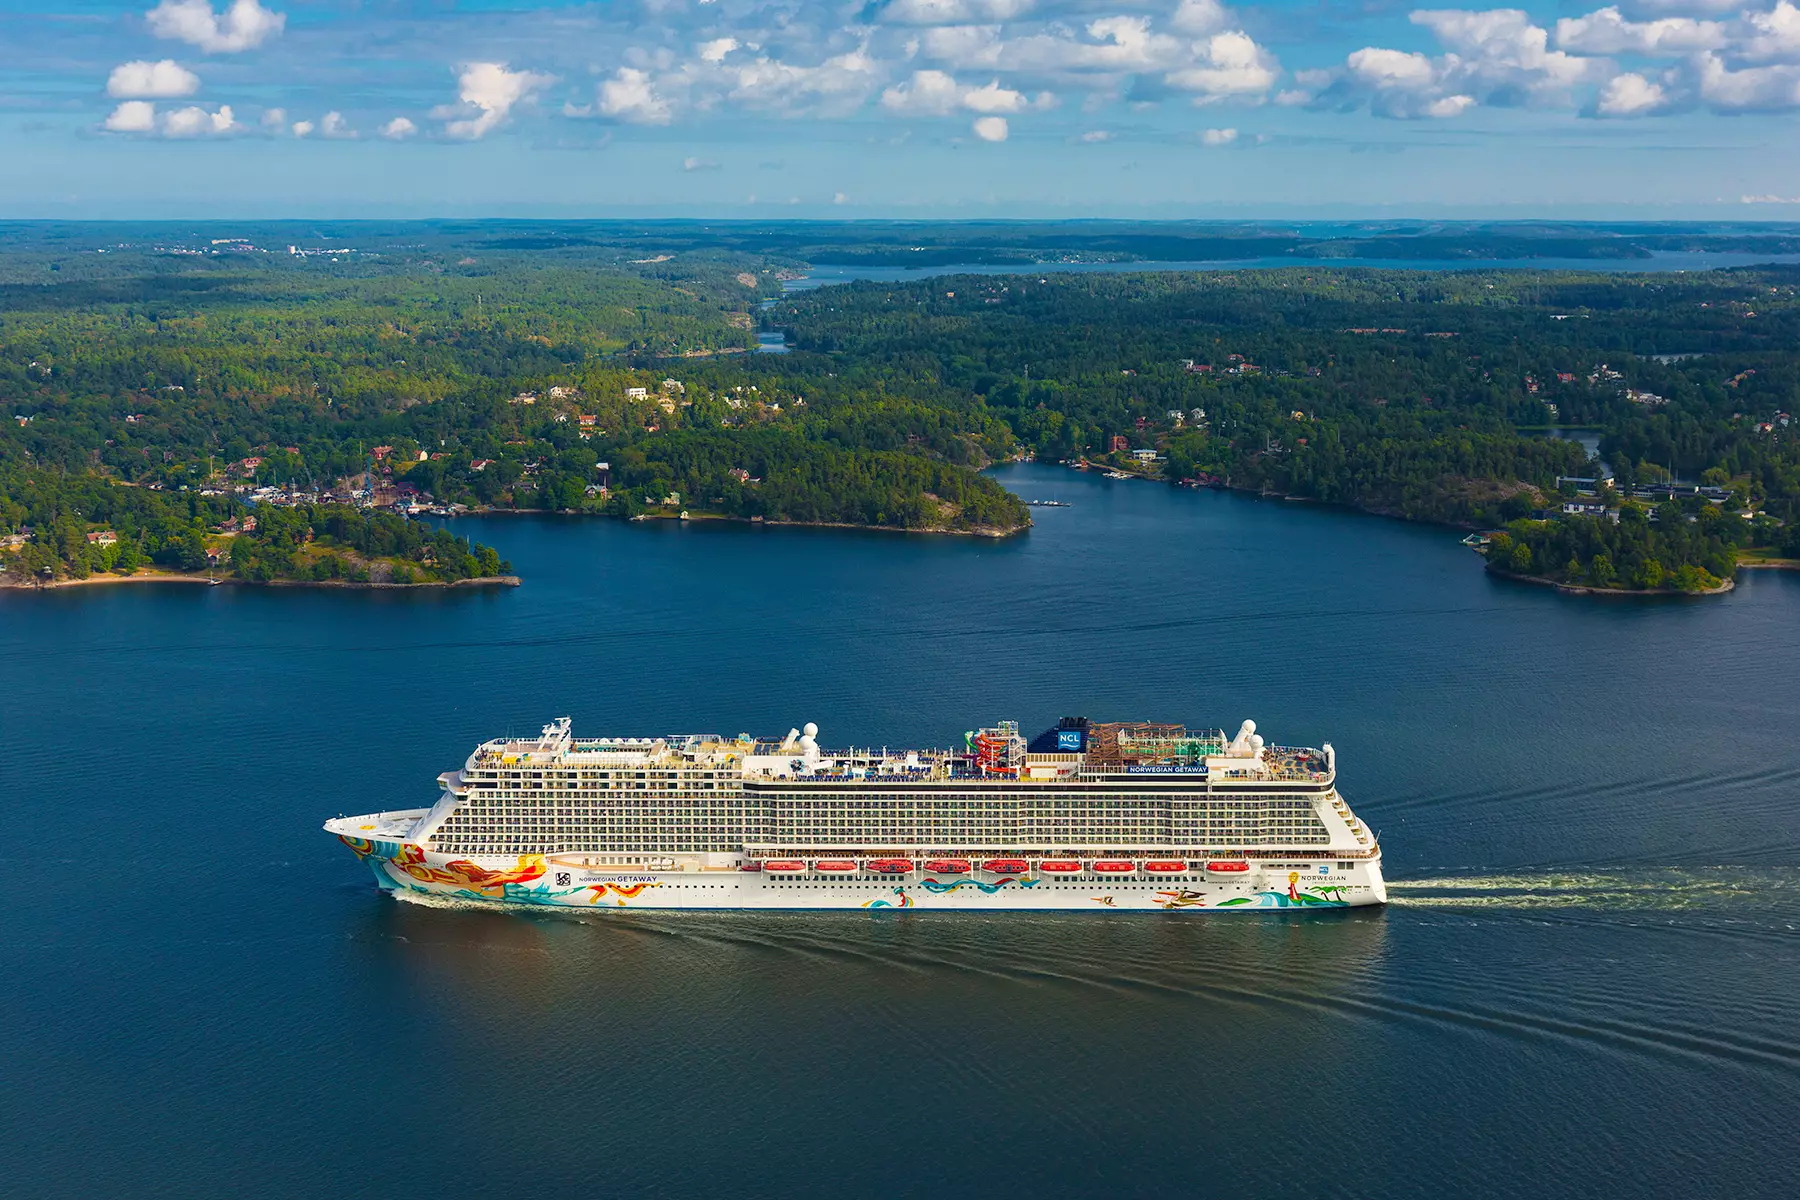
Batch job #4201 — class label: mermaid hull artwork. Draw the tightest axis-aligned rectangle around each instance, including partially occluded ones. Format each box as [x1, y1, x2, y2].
[328, 821, 1387, 912]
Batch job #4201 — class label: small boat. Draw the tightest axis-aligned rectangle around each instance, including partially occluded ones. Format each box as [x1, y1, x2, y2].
[1039, 860, 1083, 874]
[1206, 860, 1250, 873]
[763, 860, 805, 873]
[923, 859, 970, 875]
[1091, 860, 1136, 873]
[867, 859, 913, 874]
[1143, 860, 1189, 873]
[814, 860, 859, 873]
[982, 858, 1029, 874]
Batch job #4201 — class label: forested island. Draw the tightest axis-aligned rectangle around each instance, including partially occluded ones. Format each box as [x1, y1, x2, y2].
[0, 484, 511, 588]
[3, 221, 1798, 593]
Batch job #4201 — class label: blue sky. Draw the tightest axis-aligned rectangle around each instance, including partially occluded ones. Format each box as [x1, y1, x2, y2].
[3, 0, 1799, 217]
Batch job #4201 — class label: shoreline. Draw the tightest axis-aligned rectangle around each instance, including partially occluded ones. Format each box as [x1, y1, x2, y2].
[1484, 565, 1734, 597]
[2, 570, 520, 592]
[761, 517, 1026, 538]
[446, 506, 1031, 537]
[626, 509, 1032, 538]
[1076, 461, 1499, 535]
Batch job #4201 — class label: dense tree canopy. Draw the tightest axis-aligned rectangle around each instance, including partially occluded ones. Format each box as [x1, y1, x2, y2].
[5, 225, 1797, 592]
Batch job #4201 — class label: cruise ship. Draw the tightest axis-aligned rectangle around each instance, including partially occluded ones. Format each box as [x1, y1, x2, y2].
[325, 716, 1386, 911]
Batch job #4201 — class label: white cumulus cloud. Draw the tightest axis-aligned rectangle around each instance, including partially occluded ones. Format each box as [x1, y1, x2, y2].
[106, 59, 200, 99]
[1171, 0, 1232, 36]
[882, 69, 1032, 115]
[881, 0, 1035, 25]
[103, 100, 158, 132]
[381, 116, 417, 140]
[882, 68, 963, 113]
[1199, 126, 1237, 144]
[698, 38, 740, 64]
[971, 114, 1008, 139]
[1079, 128, 1112, 141]
[959, 78, 1029, 112]
[319, 110, 354, 138]
[1694, 50, 1800, 109]
[102, 99, 237, 135]
[1425, 93, 1478, 116]
[1595, 71, 1671, 114]
[1002, 16, 1185, 74]
[1165, 30, 1279, 100]
[439, 62, 554, 139]
[598, 67, 673, 123]
[1555, 7, 1725, 55]
[161, 103, 238, 136]
[146, 0, 284, 54]
[727, 48, 882, 114]
[291, 119, 313, 137]
[1739, 0, 1800, 62]
[1313, 8, 1605, 118]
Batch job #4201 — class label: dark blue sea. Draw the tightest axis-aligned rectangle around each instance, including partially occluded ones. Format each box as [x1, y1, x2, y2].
[4, 463, 1798, 1199]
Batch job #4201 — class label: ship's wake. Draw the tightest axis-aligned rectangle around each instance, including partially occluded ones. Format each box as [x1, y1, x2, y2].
[1387, 867, 1797, 910]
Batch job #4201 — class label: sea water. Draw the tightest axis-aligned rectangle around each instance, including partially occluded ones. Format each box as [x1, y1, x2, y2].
[2, 463, 1796, 1199]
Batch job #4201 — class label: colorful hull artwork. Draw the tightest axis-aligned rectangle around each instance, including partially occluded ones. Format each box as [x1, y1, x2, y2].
[334, 838, 1383, 912]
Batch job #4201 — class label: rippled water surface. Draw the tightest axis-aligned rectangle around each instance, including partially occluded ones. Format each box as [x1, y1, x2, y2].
[3, 464, 1798, 1199]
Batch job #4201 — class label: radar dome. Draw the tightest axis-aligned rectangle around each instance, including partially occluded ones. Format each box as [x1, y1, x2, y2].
[803, 722, 818, 738]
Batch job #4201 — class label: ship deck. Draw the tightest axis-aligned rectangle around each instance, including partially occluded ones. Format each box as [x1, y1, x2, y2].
[325, 810, 427, 839]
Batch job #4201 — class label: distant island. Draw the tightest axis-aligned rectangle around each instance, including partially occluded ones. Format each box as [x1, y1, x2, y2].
[3, 221, 1796, 593]
[4, 569, 520, 592]
[2, 502, 512, 590]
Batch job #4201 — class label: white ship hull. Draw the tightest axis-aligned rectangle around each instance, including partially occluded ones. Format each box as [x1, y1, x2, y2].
[330, 822, 1387, 912]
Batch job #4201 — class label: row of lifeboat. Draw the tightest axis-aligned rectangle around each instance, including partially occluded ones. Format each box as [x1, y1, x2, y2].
[759, 858, 1252, 875]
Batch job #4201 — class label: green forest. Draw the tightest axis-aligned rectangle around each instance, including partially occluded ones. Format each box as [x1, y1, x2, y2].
[4, 222, 1798, 591]
[770, 263, 1800, 589]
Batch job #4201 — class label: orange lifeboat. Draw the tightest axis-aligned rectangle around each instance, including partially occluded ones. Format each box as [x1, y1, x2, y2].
[982, 858, 1029, 875]
[867, 859, 913, 874]
[1039, 860, 1083, 874]
[1206, 860, 1250, 873]
[923, 859, 971, 875]
[1143, 860, 1189, 873]
[814, 860, 859, 873]
[763, 860, 804, 873]
[1091, 860, 1136, 873]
